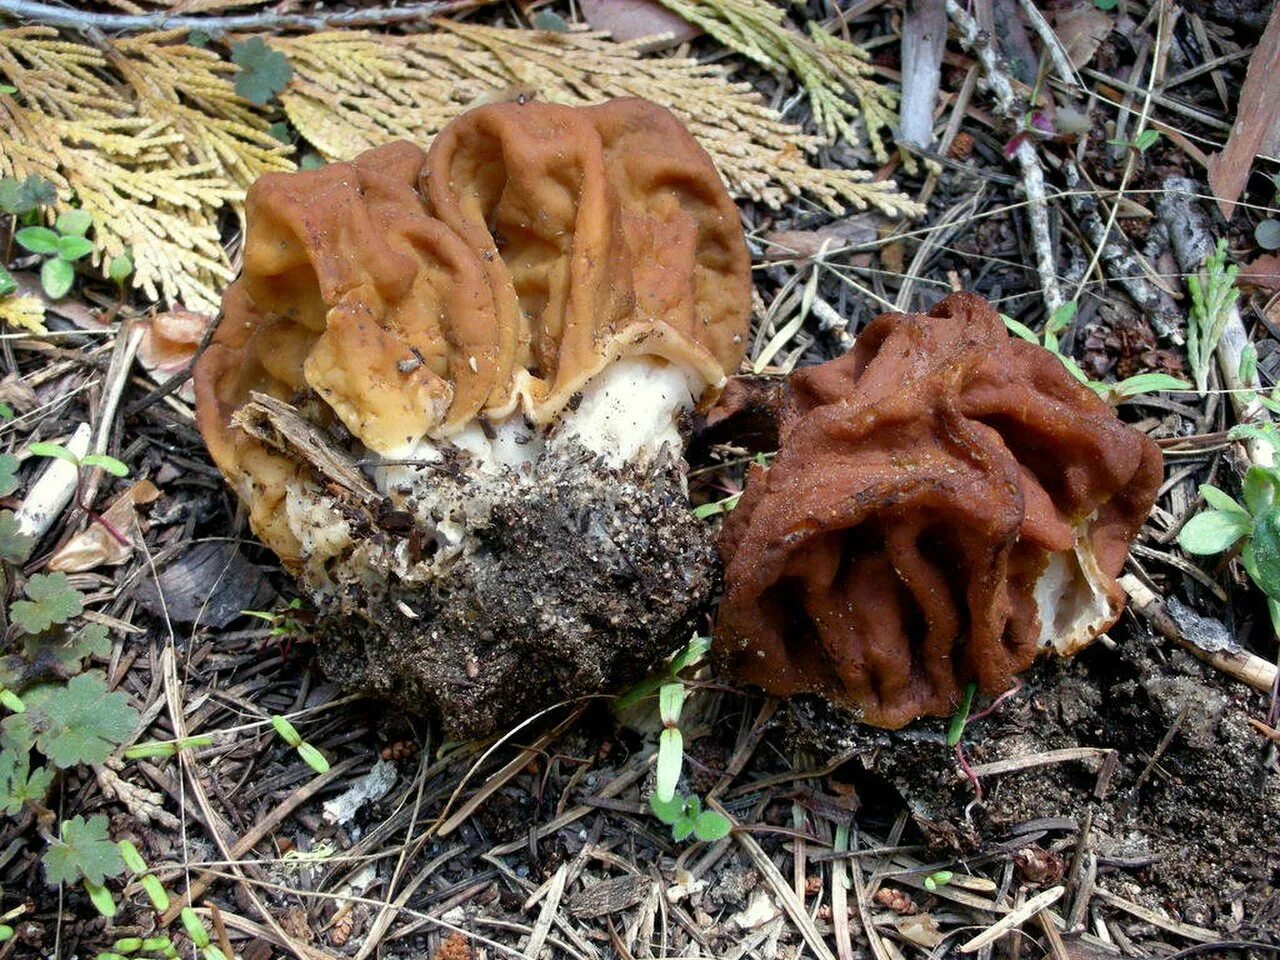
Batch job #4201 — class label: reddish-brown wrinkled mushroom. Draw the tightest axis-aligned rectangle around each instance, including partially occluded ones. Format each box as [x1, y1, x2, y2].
[194, 98, 752, 736]
[715, 293, 1162, 729]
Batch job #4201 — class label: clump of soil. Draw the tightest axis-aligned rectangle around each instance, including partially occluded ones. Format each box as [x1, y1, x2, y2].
[316, 450, 715, 738]
[787, 629, 1280, 936]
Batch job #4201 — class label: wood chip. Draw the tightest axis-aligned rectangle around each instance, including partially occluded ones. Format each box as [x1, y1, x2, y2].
[568, 875, 657, 919]
[959, 885, 1066, 953]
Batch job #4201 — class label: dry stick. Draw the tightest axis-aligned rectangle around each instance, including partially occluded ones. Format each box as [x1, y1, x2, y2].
[0, 0, 472, 32]
[946, 0, 1062, 315]
[898, 0, 948, 155]
[1119, 573, 1277, 692]
[1013, 0, 1081, 89]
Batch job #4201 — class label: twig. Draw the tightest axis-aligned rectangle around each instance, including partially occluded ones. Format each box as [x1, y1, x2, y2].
[946, 0, 1062, 315]
[959, 886, 1065, 953]
[14, 421, 90, 541]
[1014, 0, 1082, 90]
[0, 0, 470, 33]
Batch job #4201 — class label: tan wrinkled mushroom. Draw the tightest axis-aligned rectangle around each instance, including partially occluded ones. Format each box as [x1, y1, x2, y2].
[194, 98, 752, 736]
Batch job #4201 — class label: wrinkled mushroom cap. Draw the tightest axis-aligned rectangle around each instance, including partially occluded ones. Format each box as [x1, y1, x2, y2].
[714, 293, 1163, 729]
[194, 98, 752, 568]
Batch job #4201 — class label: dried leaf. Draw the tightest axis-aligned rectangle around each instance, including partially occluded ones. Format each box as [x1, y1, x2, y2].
[48, 480, 160, 573]
[1052, 0, 1112, 69]
[579, 0, 701, 44]
[137, 309, 210, 400]
[1240, 252, 1280, 292]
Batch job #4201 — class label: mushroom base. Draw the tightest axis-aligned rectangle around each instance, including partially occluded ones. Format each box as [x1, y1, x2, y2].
[310, 451, 715, 739]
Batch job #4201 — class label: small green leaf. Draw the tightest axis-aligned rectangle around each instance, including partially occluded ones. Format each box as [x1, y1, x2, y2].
[296, 741, 330, 774]
[1093, 0, 1117, 9]
[0, 176, 55, 215]
[231, 37, 292, 106]
[43, 814, 125, 886]
[1109, 373, 1190, 399]
[0, 748, 53, 814]
[84, 880, 117, 918]
[670, 635, 711, 675]
[299, 153, 325, 171]
[531, 9, 570, 31]
[22, 622, 111, 672]
[56, 234, 94, 262]
[11, 571, 84, 633]
[1001, 314, 1040, 344]
[692, 809, 732, 842]
[1244, 507, 1280, 600]
[929, 869, 954, 887]
[15, 226, 59, 255]
[1245, 467, 1280, 516]
[0, 83, 13, 94]
[649, 791, 686, 825]
[0, 264, 15, 297]
[0, 925, 12, 942]
[28, 441, 79, 466]
[141, 875, 170, 912]
[671, 817, 695, 842]
[41, 257, 74, 299]
[117, 840, 147, 874]
[0, 454, 20, 498]
[1134, 129, 1160, 152]
[271, 713, 302, 747]
[0, 689, 24, 713]
[267, 121, 292, 144]
[658, 682, 684, 727]
[142, 937, 174, 953]
[655, 727, 682, 803]
[1199, 483, 1248, 517]
[122, 741, 177, 759]
[114, 938, 144, 954]
[1256, 220, 1280, 252]
[55, 209, 92, 238]
[1046, 302, 1077, 336]
[180, 907, 211, 948]
[1240, 344, 1259, 386]
[108, 252, 133, 284]
[80, 454, 129, 477]
[947, 683, 975, 747]
[1178, 509, 1252, 555]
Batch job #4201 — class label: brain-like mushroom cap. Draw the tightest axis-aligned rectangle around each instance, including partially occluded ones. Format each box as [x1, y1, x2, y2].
[194, 98, 752, 568]
[715, 293, 1163, 729]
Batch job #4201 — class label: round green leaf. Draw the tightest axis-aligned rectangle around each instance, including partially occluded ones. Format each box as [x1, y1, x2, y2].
[108, 253, 133, 284]
[55, 209, 93, 238]
[56, 234, 94, 262]
[692, 810, 733, 842]
[1178, 509, 1251, 555]
[649, 791, 686, 825]
[1244, 507, 1280, 600]
[671, 817, 695, 842]
[655, 727, 682, 803]
[15, 225, 59, 255]
[1255, 220, 1280, 252]
[41, 257, 74, 299]
[0, 265, 16, 297]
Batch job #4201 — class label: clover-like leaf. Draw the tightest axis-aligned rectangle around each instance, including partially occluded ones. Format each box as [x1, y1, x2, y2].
[23, 623, 111, 673]
[15, 226, 58, 255]
[12, 572, 84, 634]
[41, 257, 74, 299]
[0, 175, 56, 216]
[16, 672, 138, 768]
[0, 747, 53, 815]
[231, 37, 292, 106]
[42, 814, 125, 887]
[0, 511, 35, 564]
[692, 810, 732, 842]
[0, 454, 19, 498]
[54, 209, 91, 238]
[55, 235, 93, 262]
[671, 817, 695, 842]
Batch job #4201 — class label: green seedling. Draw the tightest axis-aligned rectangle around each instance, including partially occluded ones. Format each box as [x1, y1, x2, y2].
[1107, 128, 1160, 153]
[649, 791, 732, 843]
[923, 869, 954, 892]
[123, 734, 213, 761]
[270, 714, 330, 773]
[14, 209, 95, 299]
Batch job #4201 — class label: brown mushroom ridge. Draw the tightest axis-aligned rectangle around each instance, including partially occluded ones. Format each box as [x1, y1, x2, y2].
[714, 293, 1163, 730]
[194, 98, 751, 569]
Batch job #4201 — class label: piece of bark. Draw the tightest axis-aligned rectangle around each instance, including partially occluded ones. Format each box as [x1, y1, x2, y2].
[899, 0, 948, 151]
[1206, 0, 1280, 219]
[132, 541, 277, 627]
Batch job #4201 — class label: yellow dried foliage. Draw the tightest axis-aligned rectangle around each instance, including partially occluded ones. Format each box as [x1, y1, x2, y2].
[0, 27, 288, 311]
[279, 22, 921, 217]
[1, 19, 916, 314]
[0, 295, 46, 335]
[653, 0, 896, 159]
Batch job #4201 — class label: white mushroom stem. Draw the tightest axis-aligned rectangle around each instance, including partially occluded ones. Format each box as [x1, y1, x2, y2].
[16, 421, 92, 541]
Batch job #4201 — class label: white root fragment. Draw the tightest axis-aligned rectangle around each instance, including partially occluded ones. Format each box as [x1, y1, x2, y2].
[15, 421, 91, 541]
[947, 0, 1063, 316]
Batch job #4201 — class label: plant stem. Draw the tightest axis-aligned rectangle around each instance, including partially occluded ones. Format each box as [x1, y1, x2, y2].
[0, 0, 478, 33]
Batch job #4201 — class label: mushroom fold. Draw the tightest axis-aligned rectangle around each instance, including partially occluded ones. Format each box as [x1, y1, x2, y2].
[714, 293, 1163, 729]
[194, 98, 752, 736]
